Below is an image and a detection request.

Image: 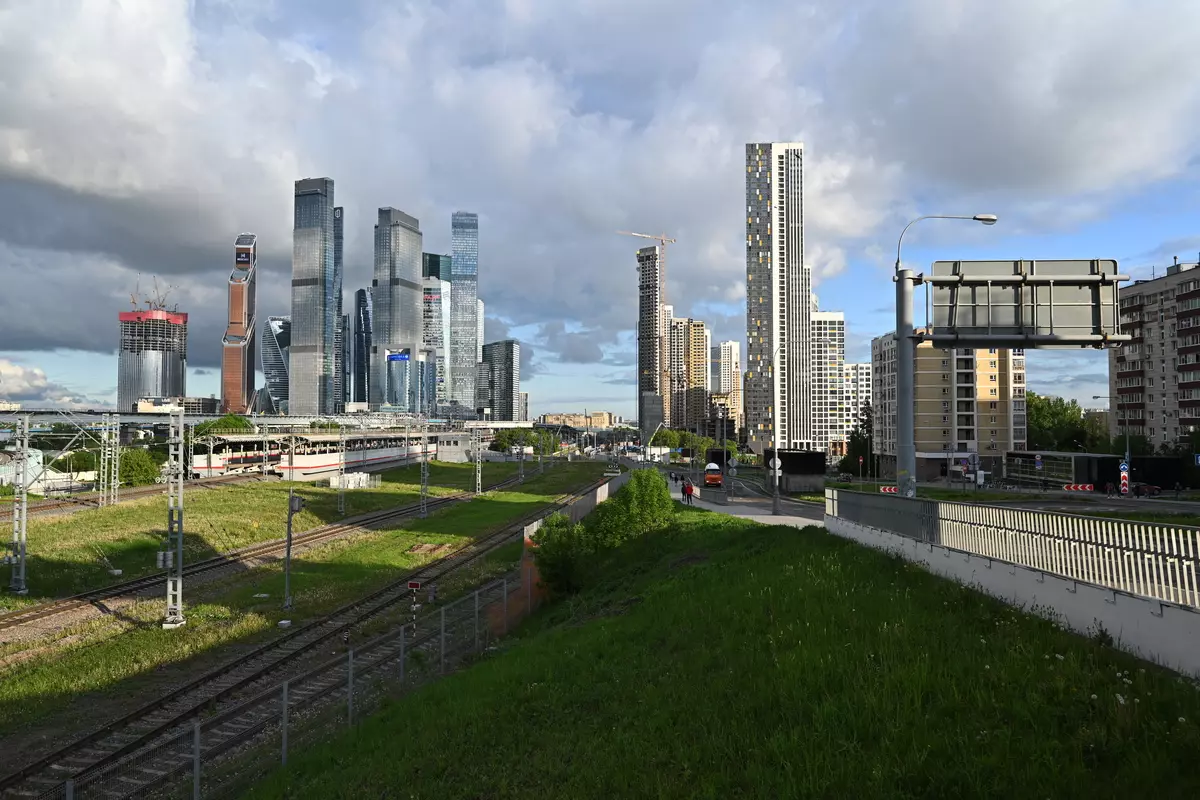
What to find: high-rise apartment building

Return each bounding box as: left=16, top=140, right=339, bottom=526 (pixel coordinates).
left=519, top=391, right=529, bottom=422
left=710, top=340, right=744, bottom=432
left=745, top=142, right=810, bottom=455
left=117, top=308, right=188, bottom=412
left=331, top=206, right=345, bottom=411
left=221, top=233, right=257, bottom=414
left=352, top=289, right=372, bottom=404
left=480, top=339, right=521, bottom=422
left=811, top=311, right=846, bottom=455
left=1106, top=260, right=1200, bottom=449
left=872, top=330, right=1026, bottom=478
left=422, top=273, right=452, bottom=405
left=261, top=316, right=291, bottom=414
left=664, top=315, right=710, bottom=430
left=841, top=361, right=873, bottom=427
left=289, top=177, right=337, bottom=415
left=370, top=208, right=423, bottom=410
left=449, top=211, right=480, bottom=408
left=636, top=246, right=667, bottom=438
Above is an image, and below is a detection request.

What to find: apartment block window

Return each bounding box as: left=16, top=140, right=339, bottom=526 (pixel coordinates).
left=942, top=388, right=948, bottom=395
left=990, top=415, right=997, bottom=423
left=989, top=374, right=997, bottom=382
left=989, top=360, right=997, bottom=368
left=989, top=401, right=998, bottom=410
left=989, top=388, right=998, bottom=396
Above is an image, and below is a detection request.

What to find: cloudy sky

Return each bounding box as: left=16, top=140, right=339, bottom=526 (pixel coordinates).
left=1, top=0, right=1199, bottom=417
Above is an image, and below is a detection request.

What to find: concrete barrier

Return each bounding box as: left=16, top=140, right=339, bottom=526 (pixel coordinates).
left=824, top=514, right=1200, bottom=679
left=697, top=487, right=729, bottom=505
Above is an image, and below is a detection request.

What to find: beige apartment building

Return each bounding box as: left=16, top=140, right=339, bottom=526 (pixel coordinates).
left=872, top=329, right=1027, bottom=480
left=539, top=412, right=618, bottom=429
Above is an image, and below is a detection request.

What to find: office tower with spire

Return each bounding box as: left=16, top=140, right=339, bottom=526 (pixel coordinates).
left=289, top=177, right=337, bottom=415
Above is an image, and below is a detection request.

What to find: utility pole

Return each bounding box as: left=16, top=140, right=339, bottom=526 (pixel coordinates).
left=284, top=488, right=304, bottom=610
left=518, top=437, right=525, bottom=483
left=474, top=427, right=483, bottom=495
left=7, top=414, right=29, bottom=595
left=337, top=424, right=346, bottom=517
left=420, top=419, right=429, bottom=518
left=161, top=409, right=186, bottom=629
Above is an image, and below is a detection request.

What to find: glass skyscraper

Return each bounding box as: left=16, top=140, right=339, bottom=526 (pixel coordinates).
left=289, top=177, right=337, bottom=415
left=449, top=211, right=479, bottom=408
left=261, top=316, right=291, bottom=414
left=352, top=288, right=373, bottom=404
left=370, top=208, right=423, bottom=410
left=331, top=206, right=346, bottom=411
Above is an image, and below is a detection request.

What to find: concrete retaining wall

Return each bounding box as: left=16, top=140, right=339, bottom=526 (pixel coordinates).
left=824, top=514, right=1200, bottom=678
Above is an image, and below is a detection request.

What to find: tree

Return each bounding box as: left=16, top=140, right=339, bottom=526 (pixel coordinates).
left=194, top=414, right=253, bottom=438
left=119, top=448, right=161, bottom=487
left=837, top=400, right=873, bottom=475
left=51, top=449, right=97, bottom=472
left=649, top=429, right=679, bottom=448
left=1026, top=392, right=1088, bottom=452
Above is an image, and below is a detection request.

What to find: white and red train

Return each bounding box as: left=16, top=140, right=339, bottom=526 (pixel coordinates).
left=191, top=432, right=439, bottom=481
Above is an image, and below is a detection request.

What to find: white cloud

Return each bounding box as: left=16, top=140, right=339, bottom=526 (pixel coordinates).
left=0, top=358, right=97, bottom=407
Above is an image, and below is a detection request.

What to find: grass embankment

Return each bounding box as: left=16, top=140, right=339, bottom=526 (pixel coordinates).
left=0, top=462, right=519, bottom=612
left=0, top=463, right=604, bottom=746
left=252, top=507, right=1200, bottom=799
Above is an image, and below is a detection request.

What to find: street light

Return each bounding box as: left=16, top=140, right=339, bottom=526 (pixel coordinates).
left=894, top=213, right=999, bottom=499
left=1094, top=394, right=1131, bottom=471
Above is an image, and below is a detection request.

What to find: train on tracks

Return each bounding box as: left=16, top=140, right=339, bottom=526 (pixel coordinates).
left=192, top=431, right=440, bottom=481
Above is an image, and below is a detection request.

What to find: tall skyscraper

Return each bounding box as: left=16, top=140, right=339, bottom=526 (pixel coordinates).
left=423, top=272, right=452, bottom=405
left=221, top=233, right=257, bottom=413
left=261, top=316, right=291, bottom=414
left=477, top=298, right=485, bottom=363
left=289, top=177, right=337, bottom=415
left=745, top=142, right=810, bottom=455
left=481, top=339, right=521, bottom=422
left=519, top=391, right=529, bottom=422
left=449, top=211, right=480, bottom=407
left=423, top=252, right=451, bottom=281
left=636, top=245, right=667, bottom=439
left=666, top=315, right=710, bottom=430
left=331, top=206, right=346, bottom=412
left=711, top=340, right=744, bottom=431
left=351, top=289, right=373, bottom=404
left=370, top=208, right=423, bottom=409
left=117, top=308, right=188, bottom=413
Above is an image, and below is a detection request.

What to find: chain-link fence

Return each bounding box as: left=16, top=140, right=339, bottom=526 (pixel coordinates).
left=53, top=564, right=539, bottom=800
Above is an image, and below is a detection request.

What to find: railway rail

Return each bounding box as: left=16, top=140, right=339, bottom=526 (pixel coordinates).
left=1, top=474, right=608, bottom=799
left=0, top=474, right=524, bottom=635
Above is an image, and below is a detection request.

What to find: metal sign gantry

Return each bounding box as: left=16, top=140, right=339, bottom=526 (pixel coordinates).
left=6, top=415, right=29, bottom=595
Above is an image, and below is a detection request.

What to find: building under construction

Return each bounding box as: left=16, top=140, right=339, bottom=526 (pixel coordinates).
left=222, top=233, right=257, bottom=413
left=117, top=308, right=188, bottom=413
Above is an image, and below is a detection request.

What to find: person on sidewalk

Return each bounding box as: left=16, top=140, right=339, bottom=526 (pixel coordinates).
left=683, top=480, right=694, bottom=505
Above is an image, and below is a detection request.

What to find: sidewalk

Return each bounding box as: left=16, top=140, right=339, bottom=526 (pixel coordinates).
left=684, top=492, right=825, bottom=528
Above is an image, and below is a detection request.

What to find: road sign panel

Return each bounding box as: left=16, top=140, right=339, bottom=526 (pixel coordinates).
left=1195, top=454, right=1200, bottom=467
left=1035, top=454, right=1042, bottom=462
left=408, top=581, right=421, bottom=590
left=728, top=458, right=738, bottom=468
left=1119, top=462, right=1129, bottom=473
left=769, top=457, right=781, bottom=469
left=727, top=468, right=737, bottom=477
left=858, top=456, right=864, bottom=464
left=1035, top=461, right=1043, bottom=471
left=927, top=259, right=1130, bottom=349
left=880, top=486, right=898, bottom=494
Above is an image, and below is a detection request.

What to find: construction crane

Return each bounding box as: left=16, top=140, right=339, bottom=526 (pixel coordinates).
left=618, top=231, right=678, bottom=429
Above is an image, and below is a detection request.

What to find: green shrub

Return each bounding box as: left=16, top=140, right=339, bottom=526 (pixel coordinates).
left=533, top=471, right=675, bottom=598
left=531, top=513, right=590, bottom=598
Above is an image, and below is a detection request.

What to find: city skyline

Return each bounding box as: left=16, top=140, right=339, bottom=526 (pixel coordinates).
left=2, top=2, right=1198, bottom=417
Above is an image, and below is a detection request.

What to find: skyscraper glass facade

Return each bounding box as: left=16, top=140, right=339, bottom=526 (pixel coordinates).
left=261, top=316, right=291, bottom=414
left=352, top=288, right=372, bottom=404
left=422, top=252, right=451, bottom=281
left=289, top=177, right=336, bottom=415
left=370, top=208, right=423, bottom=410
left=332, top=206, right=345, bottom=411
left=449, top=211, right=479, bottom=407
left=221, top=233, right=257, bottom=413
left=423, top=276, right=452, bottom=405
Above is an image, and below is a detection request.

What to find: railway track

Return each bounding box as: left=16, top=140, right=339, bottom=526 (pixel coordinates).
left=0, top=474, right=525, bottom=636
left=1, top=475, right=607, bottom=799
left=0, top=473, right=274, bottom=522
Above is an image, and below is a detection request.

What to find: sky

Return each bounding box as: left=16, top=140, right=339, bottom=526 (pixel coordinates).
left=2, top=0, right=1200, bottom=418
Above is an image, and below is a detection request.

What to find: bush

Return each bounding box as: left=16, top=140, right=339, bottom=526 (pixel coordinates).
left=533, top=470, right=675, bottom=597
left=119, top=448, right=161, bottom=487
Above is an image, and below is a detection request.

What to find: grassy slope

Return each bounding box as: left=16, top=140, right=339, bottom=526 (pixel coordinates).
left=251, top=507, right=1200, bottom=800
left=0, top=461, right=519, bottom=612
left=0, top=463, right=602, bottom=741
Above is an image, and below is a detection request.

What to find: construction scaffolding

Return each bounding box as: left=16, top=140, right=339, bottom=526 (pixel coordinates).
left=6, top=414, right=29, bottom=595
left=162, top=408, right=186, bottom=629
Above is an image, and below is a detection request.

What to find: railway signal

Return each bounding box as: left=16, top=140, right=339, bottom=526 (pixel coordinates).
left=284, top=489, right=305, bottom=611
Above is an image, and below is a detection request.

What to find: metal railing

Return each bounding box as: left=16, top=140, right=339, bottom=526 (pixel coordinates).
left=50, top=566, right=540, bottom=800
left=826, top=489, right=1200, bottom=609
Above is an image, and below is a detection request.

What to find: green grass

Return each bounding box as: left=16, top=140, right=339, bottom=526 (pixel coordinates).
left=249, top=507, right=1200, bottom=800
left=0, top=461, right=520, bottom=612
left=1085, top=511, right=1200, bottom=527
left=0, top=464, right=605, bottom=743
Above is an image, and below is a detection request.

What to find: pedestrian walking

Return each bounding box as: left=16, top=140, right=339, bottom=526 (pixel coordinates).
left=1175, top=481, right=1182, bottom=500
left=685, top=481, right=695, bottom=505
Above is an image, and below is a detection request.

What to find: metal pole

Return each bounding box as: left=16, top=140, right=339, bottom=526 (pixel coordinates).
left=502, top=576, right=509, bottom=636
left=64, top=780, right=73, bottom=800
left=439, top=607, right=446, bottom=674
left=895, top=268, right=917, bottom=498
left=420, top=421, right=429, bottom=518
left=281, top=681, right=289, bottom=765
left=347, top=649, right=354, bottom=725
left=8, top=414, right=29, bottom=594
left=337, top=424, right=346, bottom=517
left=474, top=588, right=480, bottom=651
left=772, top=457, right=782, bottom=515
left=193, top=720, right=201, bottom=800
left=284, top=489, right=297, bottom=610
